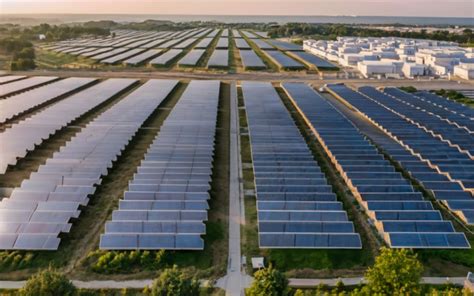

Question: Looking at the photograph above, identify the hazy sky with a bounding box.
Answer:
[2,0,473,17]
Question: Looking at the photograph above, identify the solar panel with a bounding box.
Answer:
[283,82,470,249]
[0,77,97,124]
[240,50,266,70]
[242,81,361,249]
[0,79,178,250]
[149,49,183,66]
[207,49,228,68]
[0,76,58,98]
[178,49,206,67]
[100,80,220,250]
[263,51,305,70]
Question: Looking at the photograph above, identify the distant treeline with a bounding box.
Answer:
[0,23,110,41]
[0,23,109,70]
[268,23,473,44]
[0,38,35,70]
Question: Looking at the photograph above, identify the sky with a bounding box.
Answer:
[1,0,473,17]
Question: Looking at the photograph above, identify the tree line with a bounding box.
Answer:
[14,248,471,295]
[0,23,109,70]
[268,23,473,45]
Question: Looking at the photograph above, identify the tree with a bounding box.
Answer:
[19,267,76,296]
[149,265,199,296]
[247,265,289,296]
[362,248,423,296]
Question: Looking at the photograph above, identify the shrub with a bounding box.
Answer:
[149,265,199,296]
[362,248,423,296]
[247,265,289,296]
[19,267,76,296]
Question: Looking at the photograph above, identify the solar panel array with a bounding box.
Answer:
[263,50,305,70]
[0,76,58,98]
[232,30,242,38]
[0,79,137,175]
[215,38,229,49]
[242,82,361,249]
[288,83,469,249]
[250,39,274,50]
[194,38,214,49]
[90,48,130,62]
[172,38,198,49]
[0,77,96,124]
[267,40,303,51]
[241,31,259,39]
[0,79,179,250]
[100,80,220,250]
[207,49,229,68]
[364,87,474,157]
[415,91,474,119]
[123,49,162,66]
[101,48,146,64]
[384,88,474,137]
[149,49,184,67]
[239,50,266,70]
[343,86,474,226]
[0,75,26,85]
[290,51,338,69]
[178,49,206,67]
[234,38,251,49]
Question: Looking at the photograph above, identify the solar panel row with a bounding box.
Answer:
[0,77,97,124]
[0,79,137,174]
[123,49,163,66]
[178,49,206,67]
[234,38,251,49]
[149,49,184,67]
[0,79,178,250]
[267,40,303,51]
[215,38,229,49]
[239,50,266,70]
[0,76,58,98]
[354,87,474,226]
[0,75,26,85]
[286,83,470,249]
[242,81,361,249]
[415,91,474,119]
[263,50,305,70]
[289,51,338,70]
[100,80,220,250]
[194,38,214,49]
[326,84,474,231]
[101,48,147,64]
[206,49,229,68]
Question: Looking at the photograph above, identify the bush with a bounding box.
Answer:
[0,251,36,271]
[89,250,166,274]
[399,86,418,93]
[19,268,76,296]
[247,265,289,296]
[362,248,423,295]
[11,58,36,70]
[149,265,199,296]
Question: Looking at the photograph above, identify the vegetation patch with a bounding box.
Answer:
[86,250,167,274]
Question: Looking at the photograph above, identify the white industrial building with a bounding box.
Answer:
[303,37,474,80]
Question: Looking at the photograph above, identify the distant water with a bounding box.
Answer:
[2,14,473,26]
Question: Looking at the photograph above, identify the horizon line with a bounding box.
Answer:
[2,13,472,19]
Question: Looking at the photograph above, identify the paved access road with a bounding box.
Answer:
[9,70,474,90]
[0,277,466,290]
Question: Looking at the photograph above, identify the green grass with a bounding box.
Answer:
[266,249,372,272]
[35,49,95,68]
[417,238,474,268]
[0,287,225,296]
